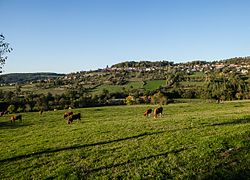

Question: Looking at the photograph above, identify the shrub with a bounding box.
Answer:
[7,104,15,114]
[125,95,135,105]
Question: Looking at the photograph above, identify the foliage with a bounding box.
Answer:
[24,104,32,112]
[111,60,174,68]
[203,72,249,101]
[7,104,15,113]
[125,95,136,105]
[0,34,12,73]
[150,91,168,105]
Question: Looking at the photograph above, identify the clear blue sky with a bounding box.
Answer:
[1,0,250,74]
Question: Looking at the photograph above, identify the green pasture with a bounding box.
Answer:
[0,84,66,95]
[80,80,166,95]
[179,81,205,87]
[0,84,35,92]
[0,101,250,179]
[34,87,66,95]
[143,80,166,91]
[92,81,144,95]
[0,79,202,96]
[188,71,206,78]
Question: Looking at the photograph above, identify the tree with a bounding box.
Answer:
[24,104,32,112]
[7,104,15,114]
[151,91,168,105]
[125,95,135,105]
[0,34,13,73]
[15,83,22,96]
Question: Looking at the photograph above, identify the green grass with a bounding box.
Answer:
[34,87,66,95]
[0,84,66,95]
[92,81,144,95]
[90,80,166,94]
[0,84,32,91]
[188,71,206,78]
[0,101,250,179]
[179,81,205,87]
[143,80,166,91]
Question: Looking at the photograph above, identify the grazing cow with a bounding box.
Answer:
[64,111,73,119]
[154,107,163,119]
[10,115,22,123]
[68,113,81,124]
[144,108,152,117]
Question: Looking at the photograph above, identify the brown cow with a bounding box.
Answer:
[10,115,22,123]
[68,113,81,124]
[154,107,163,119]
[144,108,152,117]
[64,111,73,119]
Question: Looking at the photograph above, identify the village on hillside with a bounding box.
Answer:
[62,57,250,83]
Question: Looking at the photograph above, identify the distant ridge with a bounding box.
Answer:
[111,56,250,68]
[0,72,65,84]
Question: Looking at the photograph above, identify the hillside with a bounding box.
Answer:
[0,72,65,84]
[1,57,250,85]
[0,57,250,112]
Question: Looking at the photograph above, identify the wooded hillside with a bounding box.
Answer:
[0,72,65,84]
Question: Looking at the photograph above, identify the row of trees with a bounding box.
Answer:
[111,60,174,68]
[0,88,127,113]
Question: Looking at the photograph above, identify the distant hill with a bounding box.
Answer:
[1,56,250,85]
[111,57,250,68]
[111,60,174,68]
[0,72,65,84]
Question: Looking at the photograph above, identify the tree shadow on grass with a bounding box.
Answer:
[0,121,32,129]
[208,116,250,127]
[0,130,166,163]
[202,146,250,180]
[81,146,194,176]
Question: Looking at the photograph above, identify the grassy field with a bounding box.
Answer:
[179,81,205,87]
[0,79,198,96]
[0,84,66,95]
[0,79,165,95]
[143,80,166,91]
[92,81,144,95]
[0,101,250,179]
